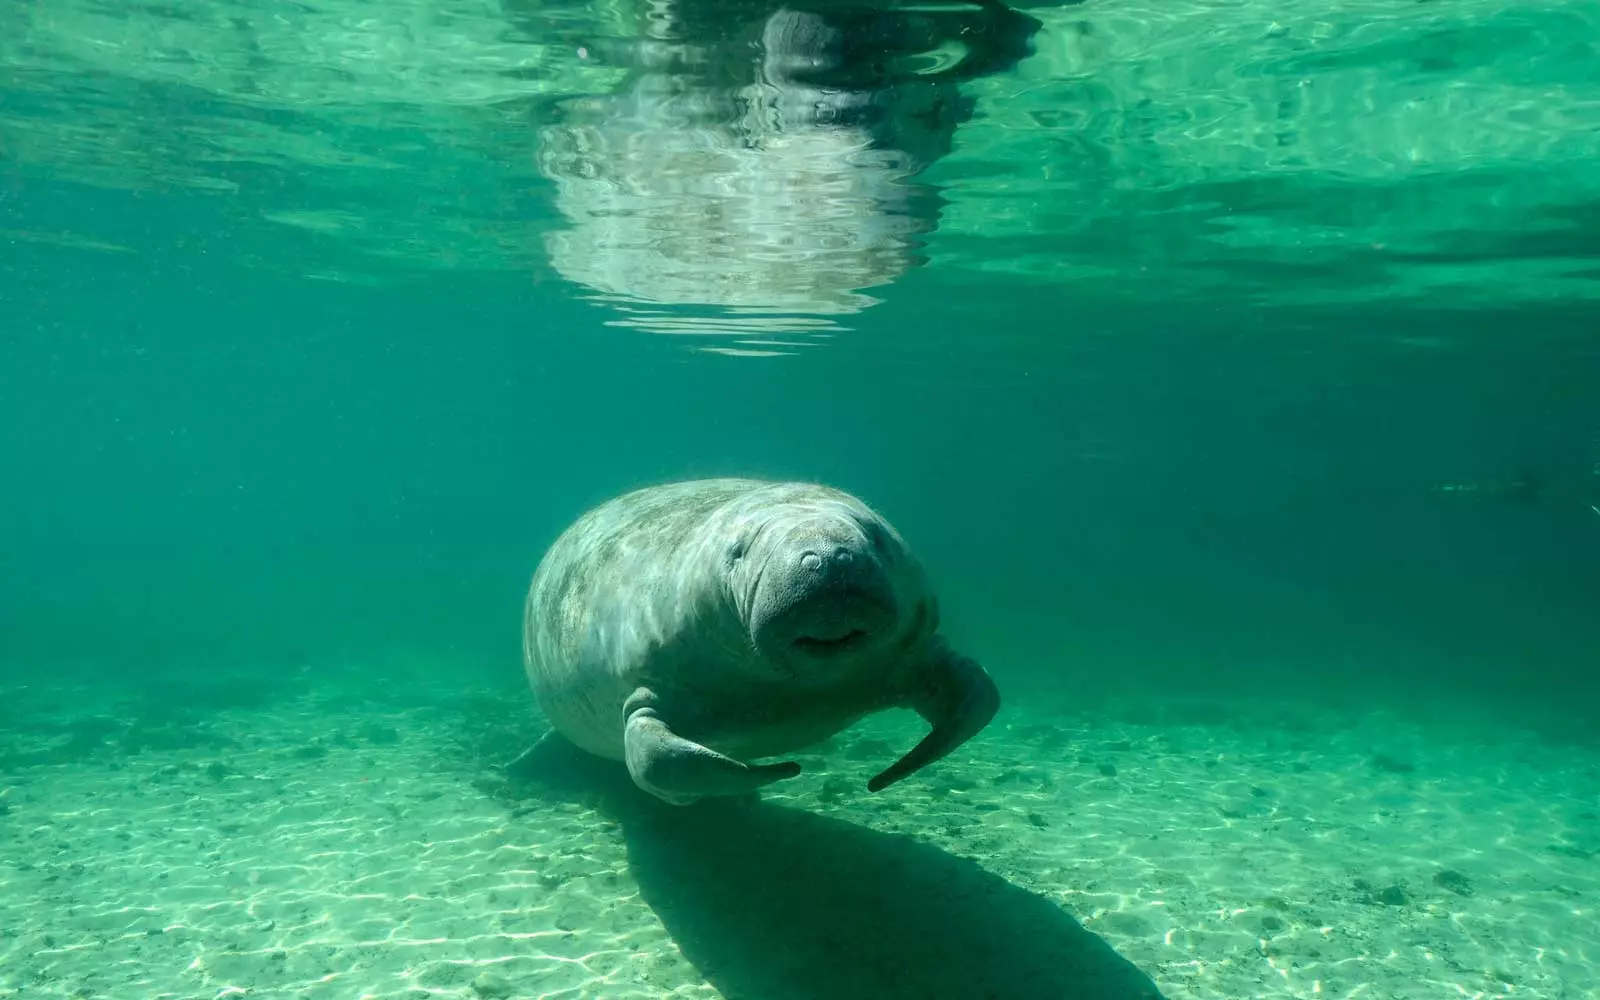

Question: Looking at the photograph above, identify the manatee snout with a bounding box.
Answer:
[748,520,898,658]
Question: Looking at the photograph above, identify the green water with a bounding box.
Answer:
[2,0,1599,997]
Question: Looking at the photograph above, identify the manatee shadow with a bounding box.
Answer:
[503,737,1167,1000]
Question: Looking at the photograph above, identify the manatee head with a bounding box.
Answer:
[725,492,928,676]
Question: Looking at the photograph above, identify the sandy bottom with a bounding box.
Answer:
[1,660,1597,1000]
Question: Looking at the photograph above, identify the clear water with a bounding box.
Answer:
[2,1,1598,998]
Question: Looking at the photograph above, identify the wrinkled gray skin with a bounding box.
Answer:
[519,478,1000,805]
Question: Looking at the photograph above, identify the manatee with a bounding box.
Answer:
[517,478,1000,805]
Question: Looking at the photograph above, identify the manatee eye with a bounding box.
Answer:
[728,538,748,563]
[858,517,891,551]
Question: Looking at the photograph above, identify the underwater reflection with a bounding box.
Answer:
[529,0,1043,349]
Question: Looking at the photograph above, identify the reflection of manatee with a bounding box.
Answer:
[535,0,1042,334]
[538,123,935,318]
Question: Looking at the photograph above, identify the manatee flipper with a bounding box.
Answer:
[623,688,803,805]
[869,642,1000,792]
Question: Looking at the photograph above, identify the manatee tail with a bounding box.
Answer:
[868,646,1000,792]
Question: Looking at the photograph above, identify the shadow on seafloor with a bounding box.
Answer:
[495,734,1168,1000]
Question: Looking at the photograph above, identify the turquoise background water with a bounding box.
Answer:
[6,204,1597,732]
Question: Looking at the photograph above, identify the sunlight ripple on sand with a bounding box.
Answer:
[0,667,1596,999]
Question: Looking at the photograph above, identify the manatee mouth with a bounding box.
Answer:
[792,629,869,654]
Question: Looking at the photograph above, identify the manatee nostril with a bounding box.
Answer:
[833,548,853,564]
[800,552,823,571]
